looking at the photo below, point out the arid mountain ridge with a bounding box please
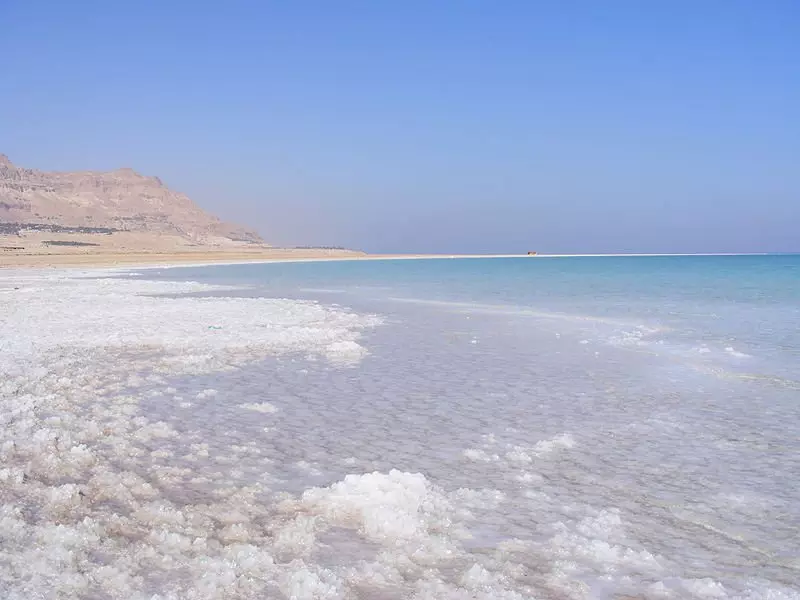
[0,153,263,245]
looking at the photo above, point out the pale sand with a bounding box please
[0,247,531,269]
[3,247,760,270]
[0,248,359,269]
[0,229,534,268]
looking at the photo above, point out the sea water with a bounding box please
[1,255,798,599]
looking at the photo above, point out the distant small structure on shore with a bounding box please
[527,251,538,256]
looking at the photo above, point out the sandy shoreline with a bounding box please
[0,248,527,270]
[0,249,770,270]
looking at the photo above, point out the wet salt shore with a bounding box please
[1,270,383,599]
[1,263,799,600]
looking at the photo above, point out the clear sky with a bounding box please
[2,1,798,253]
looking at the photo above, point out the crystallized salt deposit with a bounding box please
[0,269,392,600]
[297,470,456,542]
[1,271,381,371]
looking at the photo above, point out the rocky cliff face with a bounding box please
[0,154,264,244]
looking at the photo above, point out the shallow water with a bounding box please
[1,256,799,599]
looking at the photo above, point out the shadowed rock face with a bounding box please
[0,153,264,244]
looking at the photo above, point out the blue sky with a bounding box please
[2,1,798,253]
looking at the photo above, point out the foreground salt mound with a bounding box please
[300,470,452,541]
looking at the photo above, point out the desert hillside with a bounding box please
[0,153,263,246]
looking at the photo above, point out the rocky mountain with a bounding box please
[0,154,264,245]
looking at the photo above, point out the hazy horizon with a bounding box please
[2,1,798,254]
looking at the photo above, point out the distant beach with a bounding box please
[2,246,775,271]
[0,247,527,269]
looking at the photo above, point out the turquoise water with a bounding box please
[154,254,800,380]
[138,255,800,599]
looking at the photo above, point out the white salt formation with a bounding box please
[0,271,394,599]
